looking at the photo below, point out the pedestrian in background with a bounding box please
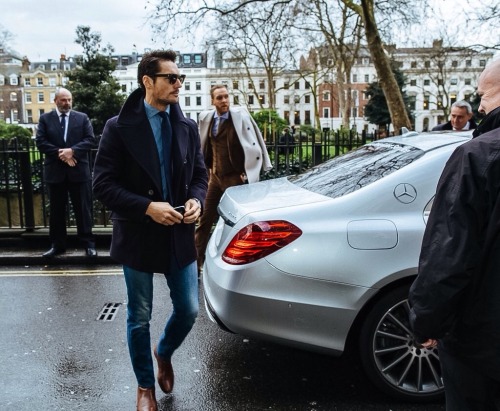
[92,50,207,411]
[36,87,97,258]
[195,84,272,272]
[432,100,477,131]
[409,59,500,410]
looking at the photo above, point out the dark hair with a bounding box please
[137,50,178,91]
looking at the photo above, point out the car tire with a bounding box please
[358,284,444,402]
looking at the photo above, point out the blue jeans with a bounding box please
[123,261,198,388]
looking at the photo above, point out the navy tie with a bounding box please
[158,111,172,201]
[60,113,66,139]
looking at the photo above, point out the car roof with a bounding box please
[378,130,472,152]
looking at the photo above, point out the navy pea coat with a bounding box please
[92,88,208,273]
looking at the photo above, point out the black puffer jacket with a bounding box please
[409,106,500,382]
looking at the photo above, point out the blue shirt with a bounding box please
[145,102,171,199]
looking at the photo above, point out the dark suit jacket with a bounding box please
[432,118,478,131]
[92,88,208,273]
[36,110,96,183]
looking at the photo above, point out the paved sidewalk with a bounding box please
[0,227,114,266]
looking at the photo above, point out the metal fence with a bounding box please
[0,129,377,230]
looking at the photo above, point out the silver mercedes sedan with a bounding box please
[202,130,472,402]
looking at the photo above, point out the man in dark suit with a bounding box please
[36,87,97,258]
[432,100,478,131]
[93,50,208,410]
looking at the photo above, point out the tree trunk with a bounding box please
[360,0,411,132]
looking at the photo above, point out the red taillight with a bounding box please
[222,220,302,265]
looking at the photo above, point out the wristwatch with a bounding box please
[192,198,202,208]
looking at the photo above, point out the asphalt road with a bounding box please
[0,264,446,411]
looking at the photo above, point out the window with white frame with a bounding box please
[10,92,17,101]
[10,74,18,85]
[37,77,44,86]
[25,93,32,103]
[25,78,31,86]
[38,92,44,103]
[49,78,56,87]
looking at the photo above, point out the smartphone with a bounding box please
[173,205,185,215]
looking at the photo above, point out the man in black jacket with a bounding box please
[432,100,478,131]
[93,50,207,410]
[409,59,500,410]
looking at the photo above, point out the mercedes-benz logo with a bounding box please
[394,183,417,204]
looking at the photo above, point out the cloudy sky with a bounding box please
[1,0,162,61]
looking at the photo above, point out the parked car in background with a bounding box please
[202,130,473,402]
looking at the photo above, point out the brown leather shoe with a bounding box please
[136,386,157,411]
[154,346,174,393]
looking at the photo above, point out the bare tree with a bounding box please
[0,24,15,51]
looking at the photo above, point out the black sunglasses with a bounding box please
[153,73,186,84]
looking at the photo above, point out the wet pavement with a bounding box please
[0,264,445,411]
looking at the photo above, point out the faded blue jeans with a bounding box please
[123,261,198,388]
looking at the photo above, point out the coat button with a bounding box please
[256,157,260,160]
[148,189,154,196]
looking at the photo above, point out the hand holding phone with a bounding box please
[173,205,185,215]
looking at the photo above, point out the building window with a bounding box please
[424,61,431,68]
[38,92,44,103]
[51,64,57,71]
[408,95,416,111]
[248,82,254,90]
[0,76,4,86]
[196,96,201,106]
[364,74,369,82]
[0,110,4,121]
[464,78,471,85]
[411,61,417,68]
[185,82,190,91]
[62,77,69,85]
[10,92,17,101]
[49,78,56,87]
[25,93,32,103]
[234,95,239,105]
[294,81,300,90]
[12,109,19,122]
[24,78,31,86]
[194,54,202,64]
[450,93,457,104]
[352,74,358,83]
[232,81,238,90]
[284,111,290,122]
[480,59,486,67]
[26,109,33,123]
[195,82,201,91]
[259,80,265,90]
[305,81,311,89]
[183,55,191,64]
[424,79,430,86]
[39,109,45,117]
[452,60,458,68]
[438,78,444,86]
[352,107,358,118]
[284,95,290,104]
[37,77,44,86]
[10,75,18,85]
[185,96,191,106]
[450,78,458,85]
[323,107,330,118]
[304,110,311,125]
[466,60,472,67]
[248,95,254,105]
[284,82,289,90]
[323,91,330,101]
[410,79,417,87]
[64,64,71,71]
[259,95,265,104]
[423,94,430,110]
[305,95,310,104]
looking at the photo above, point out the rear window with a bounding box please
[288,142,424,198]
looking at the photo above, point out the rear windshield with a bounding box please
[288,142,424,198]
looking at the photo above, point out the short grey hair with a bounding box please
[451,100,473,114]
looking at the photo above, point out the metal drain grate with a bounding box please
[96,302,122,321]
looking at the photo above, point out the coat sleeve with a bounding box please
[409,143,489,342]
